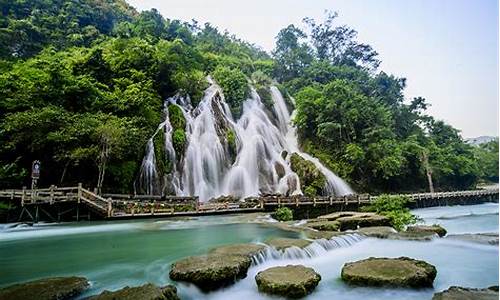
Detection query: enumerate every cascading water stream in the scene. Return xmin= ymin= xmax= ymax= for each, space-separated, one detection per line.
xmin=251 ymin=233 xmax=363 ymax=265
xmin=270 ymin=86 xmax=354 ymax=196
xmin=137 ymin=78 xmax=353 ymax=199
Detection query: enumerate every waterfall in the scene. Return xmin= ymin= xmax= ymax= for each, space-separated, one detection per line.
xmin=137 ymin=78 xmax=353 ymax=200
xmin=251 ymin=233 xmax=363 ymax=265
xmin=270 ymin=86 xmax=354 ymax=196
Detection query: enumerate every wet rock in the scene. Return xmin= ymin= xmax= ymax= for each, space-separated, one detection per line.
xmin=209 ymin=243 xmax=265 ymax=258
xmin=313 ymin=212 xmax=390 ymax=231
xmin=86 ymin=283 xmax=179 ymax=300
xmin=407 ymin=225 xmax=447 ymax=237
xmin=341 ymin=257 xmax=437 ymax=287
xmin=393 ymin=231 xmax=436 ymax=241
xmin=307 ymin=220 xmax=340 ymax=231
xmin=255 ymin=265 xmax=321 ymax=298
xmin=432 ymin=286 xmax=499 ymax=300
xmin=290 ymin=153 xmax=326 ymax=196
xmin=265 ymin=238 xmax=312 ymax=250
xmin=358 ymin=226 xmax=397 ymax=238
xmin=0 ymin=276 xmax=89 ymax=300
xmin=274 ymin=162 xmax=286 ymax=179
xmin=169 ymin=254 xmax=251 ymax=291
xmin=446 ymin=233 xmax=499 ymax=245
xmin=304 ymin=230 xmax=344 ymax=240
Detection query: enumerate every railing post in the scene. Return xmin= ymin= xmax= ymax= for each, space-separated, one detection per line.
xmin=50 ymin=185 xmax=55 ymax=205
xmin=21 ymin=186 xmax=26 ymax=206
xmin=107 ymin=198 xmax=112 ymax=218
xmin=77 ymin=183 xmax=82 ymax=203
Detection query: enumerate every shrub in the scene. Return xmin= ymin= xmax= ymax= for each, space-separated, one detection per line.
xmin=362 ymin=194 xmax=418 ymax=231
xmin=274 ymin=207 xmax=293 ymax=222
xmin=172 ymin=129 xmax=186 ymax=154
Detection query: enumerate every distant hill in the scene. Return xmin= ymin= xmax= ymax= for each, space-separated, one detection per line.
xmin=466 ymin=136 xmax=498 ymax=145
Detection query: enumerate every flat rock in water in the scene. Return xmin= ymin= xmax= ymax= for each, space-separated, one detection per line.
xmin=255 ymin=265 xmax=321 ymax=298
xmin=0 ymin=276 xmax=89 ymax=300
xmin=407 ymin=225 xmax=447 ymax=237
xmin=86 ymin=283 xmax=179 ymax=300
xmin=432 ymin=286 xmax=499 ymax=300
xmin=446 ymin=233 xmax=499 ymax=245
xmin=209 ymin=243 xmax=265 ymax=257
xmin=358 ymin=226 xmax=397 ymax=238
xmin=169 ymin=254 xmax=251 ymax=291
xmin=265 ymin=238 xmax=312 ymax=250
xmin=341 ymin=257 xmax=437 ymax=288
xmin=314 ymin=212 xmax=390 ymax=231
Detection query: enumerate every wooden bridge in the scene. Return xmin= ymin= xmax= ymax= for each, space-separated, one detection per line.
xmin=0 ymin=184 xmax=498 ymax=222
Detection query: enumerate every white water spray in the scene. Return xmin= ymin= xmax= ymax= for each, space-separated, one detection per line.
xmin=137 ymin=79 xmax=353 ymax=200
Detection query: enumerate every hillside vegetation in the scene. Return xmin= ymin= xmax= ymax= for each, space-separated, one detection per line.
xmin=0 ymin=2 xmax=496 ymax=193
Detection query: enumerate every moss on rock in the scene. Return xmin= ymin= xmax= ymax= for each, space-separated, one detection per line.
xmin=432 ymin=286 xmax=499 ymax=300
xmin=255 ymin=265 xmax=321 ymax=298
xmin=265 ymin=238 xmax=312 ymax=250
xmin=86 ymin=283 xmax=179 ymax=300
xmin=169 ymin=254 xmax=252 ymax=291
xmin=312 ymin=212 xmax=390 ymax=231
xmin=0 ymin=276 xmax=89 ymax=300
xmin=407 ymin=225 xmax=447 ymax=237
xmin=209 ymin=243 xmax=265 ymax=258
xmin=357 ymin=226 xmax=398 ymax=238
xmin=290 ymin=153 xmax=326 ymax=196
xmin=341 ymin=257 xmax=437 ymax=288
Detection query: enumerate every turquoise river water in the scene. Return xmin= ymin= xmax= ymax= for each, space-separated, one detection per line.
xmin=0 ymin=203 xmax=498 ymax=299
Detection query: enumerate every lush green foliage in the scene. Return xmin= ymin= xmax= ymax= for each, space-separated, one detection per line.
xmin=273 ymin=13 xmax=492 ymax=192
xmin=274 ymin=207 xmax=293 ymax=222
xmin=0 ymin=0 xmax=268 ymax=192
xmin=362 ymin=195 xmax=418 ymax=231
xmin=212 ymin=66 xmax=249 ymax=117
xmin=0 ymin=2 xmax=495 ymax=195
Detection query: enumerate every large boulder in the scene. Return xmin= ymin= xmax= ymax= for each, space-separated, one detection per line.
xmin=311 ymin=212 xmax=390 ymax=231
xmin=169 ymin=254 xmax=251 ymax=291
xmin=432 ymin=286 xmax=499 ymax=300
xmin=407 ymin=225 xmax=447 ymax=237
xmin=289 ymin=153 xmax=326 ymax=196
xmin=0 ymin=276 xmax=89 ymax=300
xmin=265 ymin=238 xmax=312 ymax=250
xmin=255 ymin=265 xmax=321 ymax=298
xmin=341 ymin=257 xmax=437 ymax=288
xmin=86 ymin=284 xmax=179 ymax=300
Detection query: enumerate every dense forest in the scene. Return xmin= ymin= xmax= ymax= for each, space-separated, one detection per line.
xmin=0 ymin=0 xmax=497 ymax=194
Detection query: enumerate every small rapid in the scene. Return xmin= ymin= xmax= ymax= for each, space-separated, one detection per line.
xmin=251 ymin=233 xmax=363 ymax=264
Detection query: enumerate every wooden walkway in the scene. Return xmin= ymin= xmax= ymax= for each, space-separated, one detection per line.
xmin=0 ymin=185 xmax=498 ymax=222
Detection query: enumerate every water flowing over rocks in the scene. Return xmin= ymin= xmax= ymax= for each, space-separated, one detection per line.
xmin=255 ymin=265 xmax=321 ymax=298
xmin=86 ymin=284 xmax=179 ymax=300
xmin=341 ymin=257 xmax=437 ymax=287
xmin=432 ymin=286 xmax=499 ymax=300
xmin=446 ymin=233 xmax=499 ymax=245
xmin=0 ymin=276 xmax=89 ymax=300
xmin=137 ymin=79 xmax=353 ymax=201
xmin=407 ymin=225 xmax=447 ymax=237
xmin=169 ymin=254 xmax=252 ymax=291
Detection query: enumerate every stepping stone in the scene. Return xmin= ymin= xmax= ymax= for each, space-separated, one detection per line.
xmin=255 ymin=265 xmax=321 ymax=298
xmin=0 ymin=276 xmax=89 ymax=300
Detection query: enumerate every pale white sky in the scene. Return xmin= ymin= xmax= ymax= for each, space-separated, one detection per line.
xmin=127 ymin=0 xmax=499 ymax=138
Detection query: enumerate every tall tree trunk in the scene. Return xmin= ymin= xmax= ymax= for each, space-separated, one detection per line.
xmin=97 ymin=143 xmax=109 ymax=195
xmin=59 ymin=160 xmax=70 ymax=184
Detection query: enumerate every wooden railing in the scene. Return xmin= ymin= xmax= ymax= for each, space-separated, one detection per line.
xmin=0 ymin=185 xmax=497 ymax=219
